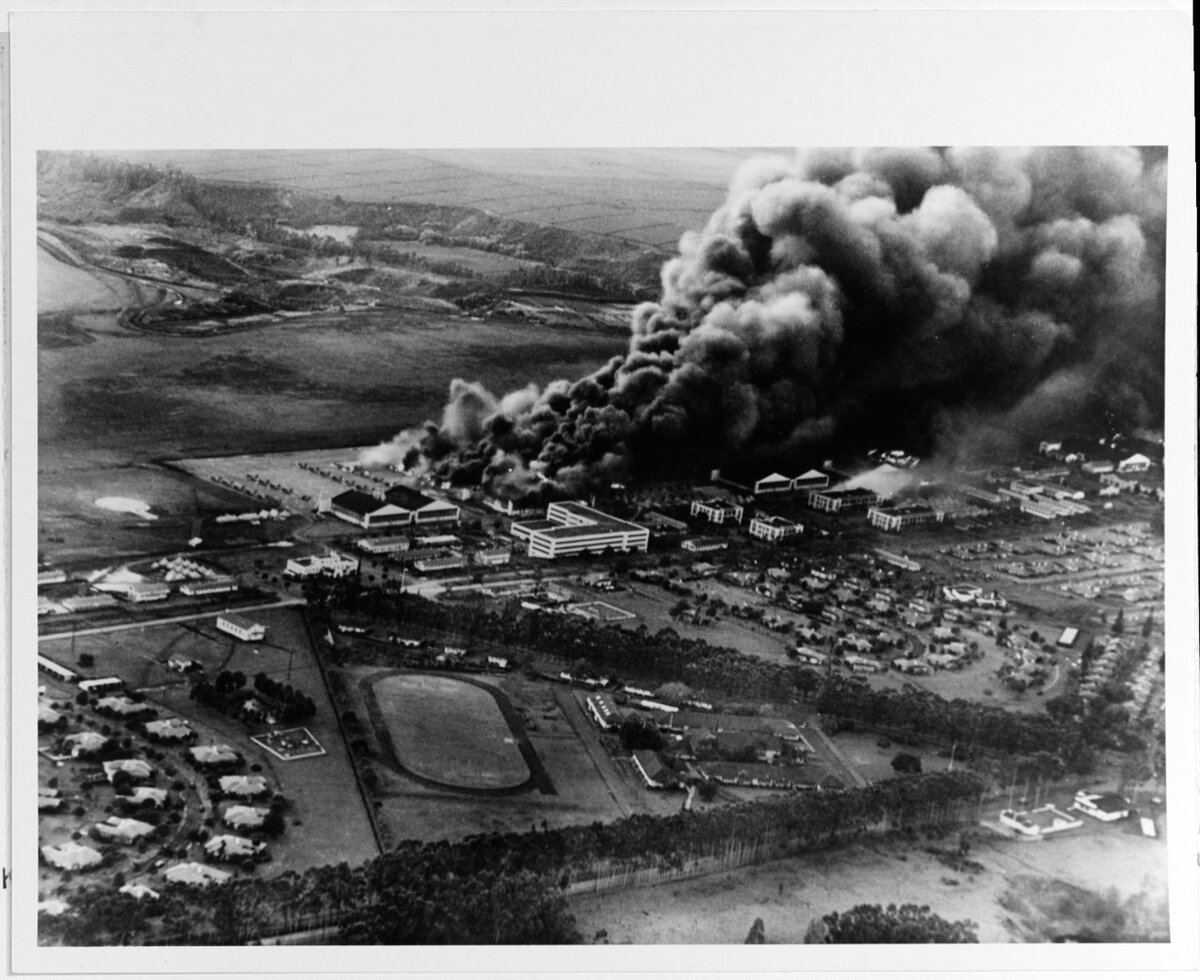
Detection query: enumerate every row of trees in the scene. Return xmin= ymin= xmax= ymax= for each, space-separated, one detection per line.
xmin=252 ymin=673 xmax=317 ymax=721
xmin=306 ymin=583 xmax=1121 ymax=772
xmin=41 ymin=772 xmax=983 ymax=945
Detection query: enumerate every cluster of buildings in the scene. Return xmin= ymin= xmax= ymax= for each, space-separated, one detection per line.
xmin=585 ymin=691 xmax=821 ymax=792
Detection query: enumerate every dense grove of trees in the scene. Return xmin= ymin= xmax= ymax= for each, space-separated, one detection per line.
xmin=814 ymin=677 xmax=1100 ymax=772
xmin=40 ymin=772 xmax=981 ymax=945
xmin=253 ymin=673 xmax=317 ymax=721
xmin=189 ymin=670 xmax=315 ymax=725
xmin=805 ymin=904 xmax=979 ymax=943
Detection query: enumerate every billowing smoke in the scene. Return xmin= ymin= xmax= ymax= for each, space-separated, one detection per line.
xmin=835 ymin=464 xmax=920 ymax=500
xmin=377 ymin=147 xmax=1166 ymax=497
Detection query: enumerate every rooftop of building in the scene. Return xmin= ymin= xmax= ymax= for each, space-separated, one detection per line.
xmin=330 ymin=489 xmax=387 ymax=514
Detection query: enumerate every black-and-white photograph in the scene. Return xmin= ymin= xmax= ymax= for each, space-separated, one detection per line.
xmin=28 ymin=143 xmax=1175 ymax=945
xmin=5 ymin=8 xmax=1196 ymax=976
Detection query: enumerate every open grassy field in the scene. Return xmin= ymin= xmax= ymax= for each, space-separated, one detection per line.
xmin=333 ymin=667 xmax=655 ymax=844
xmin=37 ymin=240 xmax=627 ymax=561
xmin=369 ymin=673 xmax=530 ymax=790
xmin=569 ymin=828 xmax=1169 ymax=944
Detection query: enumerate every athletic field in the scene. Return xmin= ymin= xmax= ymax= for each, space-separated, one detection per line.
xmin=371 ymin=674 xmax=530 ymax=790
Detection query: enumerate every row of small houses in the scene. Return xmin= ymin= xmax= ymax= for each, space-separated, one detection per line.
xmin=38 ymin=576 xmax=240 ymax=616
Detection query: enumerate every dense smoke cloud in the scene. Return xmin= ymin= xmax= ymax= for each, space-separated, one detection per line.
xmin=370 ymin=147 xmax=1166 ymax=497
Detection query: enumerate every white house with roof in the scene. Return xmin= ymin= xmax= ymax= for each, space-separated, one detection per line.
xmin=216 ymin=612 xmax=266 ymax=642
xmin=93 ymin=816 xmax=156 ymax=844
xmin=223 ymin=805 xmax=270 ymax=830
xmin=163 ymin=862 xmax=231 ymax=887
xmin=1117 ymin=453 xmax=1151 ymax=473
xmin=41 ymin=842 xmax=103 ymax=871
xmin=204 ymin=834 xmax=267 ymax=862
xmin=219 ymin=774 xmax=270 ymax=798
xmin=1072 ymin=790 xmax=1131 ymax=821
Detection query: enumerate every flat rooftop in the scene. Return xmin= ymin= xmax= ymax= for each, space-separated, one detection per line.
xmin=518 ymin=501 xmax=648 ymax=537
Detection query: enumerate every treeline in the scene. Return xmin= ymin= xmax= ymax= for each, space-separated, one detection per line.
xmin=253 ymin=673 xmax=317 ymax=721
xmin=40 ymin=771 xmax=981 ymax=945
xmin=306 ymin=582 xmax=1111 ymax=772
xmin=815 ymin=677 xmax=1101 ymax=773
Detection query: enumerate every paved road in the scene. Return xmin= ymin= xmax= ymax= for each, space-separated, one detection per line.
xmin=554 ymin=687 xmax=635 ymax=818
xmin=37 ymin=597 xmax=305 ymax=642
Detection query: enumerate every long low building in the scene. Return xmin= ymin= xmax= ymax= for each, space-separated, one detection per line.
xmin=511 ymin=501 xmax=649 ymax=559
xmin=178 ymin=577 xmax=239 ymax=597
xmin=356 ymin=535 xmax=411 ymax=555
xmin=216 ymin=612 xmax=266 ymax=642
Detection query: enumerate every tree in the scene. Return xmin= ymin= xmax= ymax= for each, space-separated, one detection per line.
xmin=891 ymin=752 xmax=922 ymax=774
xmin=78 ymin=653 xmax=95 ymax=668
xmin=807 ymin=904 xmax=979 ymax=943
xmin=655 ymin=681 xmax=692 ymax=704
xmin=745 ymin=917 xmax=766 ymax=943
xmin=618 ymin=715 xmax=664 ymax=752
xmin=1112 ymin=608 xmax=1126 ymax=636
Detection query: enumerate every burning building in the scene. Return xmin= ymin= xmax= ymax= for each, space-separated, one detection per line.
xmin=370 ymin=147 xmax=1165 ymax=497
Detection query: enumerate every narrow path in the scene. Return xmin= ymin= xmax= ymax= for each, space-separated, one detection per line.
xmin=806 ymin=724 xmax=871 ymax=789
xmin=554 ymin=687 xmax=634 ymax=818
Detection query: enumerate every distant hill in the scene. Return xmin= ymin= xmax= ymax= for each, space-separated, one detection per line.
xmin=37 ymin=151 xmax=667 ymax=293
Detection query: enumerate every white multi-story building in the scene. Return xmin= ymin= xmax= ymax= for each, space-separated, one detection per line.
xmin=511 ymin=501 xmax=649 ymax=559
xmin=808 ymin=488 xmax=880 ymax=513
xmin=867 ymin=504 xmax=944 ymax=532
xmin=748 ymin=514 xmax=802 ymax=542
xmin=690 ymin=498 xmax=744 ymax=524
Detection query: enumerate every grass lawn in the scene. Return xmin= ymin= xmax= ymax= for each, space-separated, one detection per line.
xmin=370 ymin=673 xmax=530 ymax=790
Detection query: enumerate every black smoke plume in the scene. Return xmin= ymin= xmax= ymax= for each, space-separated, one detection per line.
xmin=370 ymin=147 xmax=1167 ymax=497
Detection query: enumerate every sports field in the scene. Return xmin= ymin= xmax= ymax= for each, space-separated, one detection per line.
xmin=371 ymin=674 xmax=530 ymax=790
